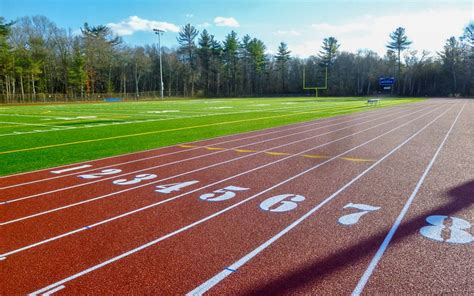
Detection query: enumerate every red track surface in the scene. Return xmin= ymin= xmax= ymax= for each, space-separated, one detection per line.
xmin=1 ymin=99 xmax=472 ymax=295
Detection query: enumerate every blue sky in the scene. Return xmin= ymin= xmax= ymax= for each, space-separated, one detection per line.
xmin=1 ymin=0 xmax=472 ymax=57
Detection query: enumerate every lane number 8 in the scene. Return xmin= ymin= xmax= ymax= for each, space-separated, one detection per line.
xmin=420 ymin=215 xmax=472 ymax=244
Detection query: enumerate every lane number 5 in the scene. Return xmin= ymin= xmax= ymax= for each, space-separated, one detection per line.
xmin=200 ymin=186 xmax=249 ymax=202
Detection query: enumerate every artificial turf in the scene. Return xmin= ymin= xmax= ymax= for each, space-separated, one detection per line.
xmin=0 ymin=97 xmax=422 ymax=176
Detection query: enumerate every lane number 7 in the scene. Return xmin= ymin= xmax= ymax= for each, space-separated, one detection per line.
xmin=338 ymin=203 xmax=380 ymax=226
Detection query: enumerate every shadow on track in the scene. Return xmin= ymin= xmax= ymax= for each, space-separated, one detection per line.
xmin=238 ymin=180 xmax=473 ymax=295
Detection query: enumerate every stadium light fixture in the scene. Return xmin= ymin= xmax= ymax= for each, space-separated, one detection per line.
xmin=153 ymin=28 xmax=165 ymax=100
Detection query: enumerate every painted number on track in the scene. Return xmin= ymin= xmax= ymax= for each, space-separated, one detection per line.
xmin=338 ymin=203 xmax=380 ymax=226
xmin=200 ymin=186 xmax=249 ymax=202
xmin=155 ymin=181 xmax=199 ymax=194
xmin=420 ymin=215 xmax=472 ymax=244
xmin=113 ymin=174 xmax=157 ymax=185
xmin=260 ymin=194 xmax=305 ymax=213
xmin=78 ymin=169 xmax=122 ymax=179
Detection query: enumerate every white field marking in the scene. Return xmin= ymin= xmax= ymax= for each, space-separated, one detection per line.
xmin=0 ymin=103 xmax=406 ymax=190
xmin=0 ymin=104 xmax=442 ymax=258
xmin=0 ymin=105 xmax=423 ymax=210
xmin=0 ymin=113 xmax=72 ymax=118
xmin=187 ymin=104 xmax=458 ymax=296
xmin=50 ymin=165 xmax=93 ymax=174
xmin=0 ymin=103 xmax=354 ymax=138
xmin=28 ymin=104 xmax=453 ymax=296
xmin=41 ymin=116 xmax=98 ymax=121
xmin=145 ymin=110 xmax=180 ymax=114
xmin=206 ymin=106 xmax=233 ymax=109
xmin=0 ymin=121 xmax=71 ymax=129
xmin=351 ymin=102 xmax=466 ymax=296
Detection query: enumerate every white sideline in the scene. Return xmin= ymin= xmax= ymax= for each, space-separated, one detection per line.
xmin=0 ymin=105 xmax=412 ymax=203
xmin=351 ymin=102 xmax=466 ymax=296
xmin=187 ymin=103 xmax=459 ymax=295
xmin=29 ymin=104 xmax=454 ymax=296
xmin=0 ymin=104 xmax=432 ymax=224
xmin=0 ymin=103 xmax=405 ymax=190
xmin=1 ymin=104 xmax=442 ymax=260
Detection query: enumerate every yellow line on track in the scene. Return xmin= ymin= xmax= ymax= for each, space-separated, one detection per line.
xmin=234 ymin=149 xmax=257 ymax=153
xmin=179 ymin=145 xmax=375 ymax=163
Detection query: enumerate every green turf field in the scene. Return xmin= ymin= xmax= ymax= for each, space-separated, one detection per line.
xmin=0 ymin=97 xmax=422 ymax=176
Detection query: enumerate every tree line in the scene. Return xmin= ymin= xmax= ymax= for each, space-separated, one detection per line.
xmin=0 ymin=15 xmax=472 ymax=102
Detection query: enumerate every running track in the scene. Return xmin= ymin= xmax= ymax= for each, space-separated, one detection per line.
xmin=1 ymin=99 xmax=472 ymax=295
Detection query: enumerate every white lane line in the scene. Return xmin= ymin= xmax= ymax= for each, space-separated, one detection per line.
xmin=187 ymin=103 xmax=458 ymax=295
xmin=0 ymin=101 xmax=419 ymax=179
xmin=351 ymin=102 xmax=466 ymax=296
xmin=0 ymin=105 xmax=429 ymax=222
xmin=0 ymin=104 xmax=401 ymax=190
xmin=50 ymin=165 xmax=93 ymax=174
xmin=40 ymin=285 xmax=65 ymax=296
xmin=0 ymin=105 xmax=410 ymax=201
xmin=28 ymin=104 xmax=453 ymax=296
xmin=1 ymin=105 xmax=441 ymax=263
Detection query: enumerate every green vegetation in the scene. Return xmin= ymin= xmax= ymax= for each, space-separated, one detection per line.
xmin=0 ymin=97 xmax=422 ymax=176
xmin=0 ymin=16 xmax=473 ymax=104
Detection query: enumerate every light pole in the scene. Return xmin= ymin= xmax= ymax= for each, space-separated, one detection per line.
xmin=153 ymin=28 xmax=164 ymax=100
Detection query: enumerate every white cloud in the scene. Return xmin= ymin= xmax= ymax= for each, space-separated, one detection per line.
xmin=214 ymin=16 xmax=240 ymax=28
xmin=292 ymin=8 xmax=471 ymax=57
xmin=185 ymin=13 xmax=194 ymax=18
xmin=108 ymin=16 xmax=179 ymax=36
xmin=274 ymin=30 xmax=301 ymax=36
xmin=198 ymin=22 xmax=211 ymax=28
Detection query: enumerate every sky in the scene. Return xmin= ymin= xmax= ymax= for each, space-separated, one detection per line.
xmin=1 ymin=0 xmax=473 ymax=57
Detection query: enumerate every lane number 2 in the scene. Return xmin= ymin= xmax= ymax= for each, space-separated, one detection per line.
xmin=78 ymin=169 xmax=122 ymax=179
xmin=420 ymin=215 xmax=472 ymax=244
xmin=112 ymin=174 xmax=157 ymax=185
xmin=200 ymin=186 xmax=249 ymax=202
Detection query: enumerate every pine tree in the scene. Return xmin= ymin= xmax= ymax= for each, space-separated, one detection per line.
xmin=177 ymin=24 xmax=199 ymax=96
xmin=276 ymin=42 xmax=291 ymax=92
xmin=318 ymin=37 xmax=339 ymax=69
xmin=387 ymin=27 xmax=412 ymax=93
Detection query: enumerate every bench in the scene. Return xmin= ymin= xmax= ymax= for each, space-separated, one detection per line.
xmin=367 ymin=99 xmax=380 ymax=106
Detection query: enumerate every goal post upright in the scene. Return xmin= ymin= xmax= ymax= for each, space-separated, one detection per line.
xmin=303 ymin=66 xmax=328 ymax=97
